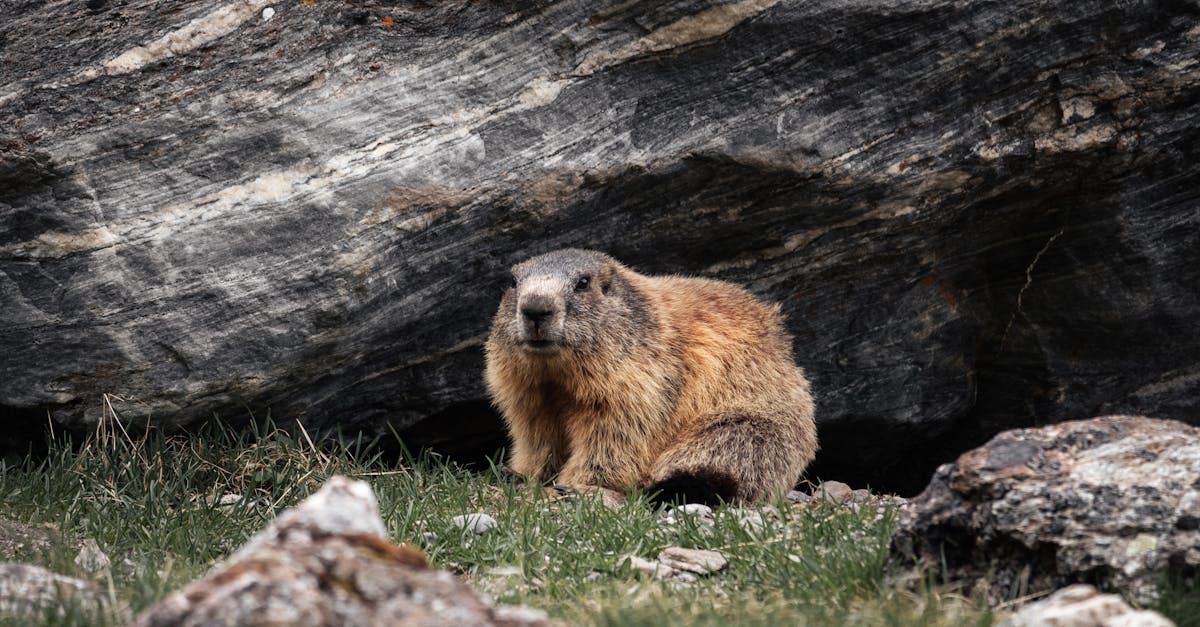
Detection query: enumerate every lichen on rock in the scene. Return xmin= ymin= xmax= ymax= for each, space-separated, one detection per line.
xmin=891 ymin=416 xmax=1200 ymax=603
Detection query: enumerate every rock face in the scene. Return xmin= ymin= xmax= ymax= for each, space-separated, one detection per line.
xmin=3 ymin=1 xmax=1200 ymax=493
xmin=132 ymin=476 xmax=550 ymax=626
xmin=891 ymin=416 xmax=1200 ymax=604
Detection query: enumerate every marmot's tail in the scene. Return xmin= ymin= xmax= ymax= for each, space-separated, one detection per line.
xmin=644 ymin=468 xmax=738 ymax=506
xmin=645 ymin=410 xmax=814 ymax=505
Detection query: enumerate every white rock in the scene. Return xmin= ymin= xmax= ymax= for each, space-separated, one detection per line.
xmin=786 ymin=490 xmax=812 ymax=503
xmin=494 ymin=606 xmax=550 ymax=623
xmin=819 ymin=480 xmax=853 ymax=504
xmin=73 ymin=539 xmax=110 ymax=574
xmin=230 ymin=476 xmax=385 ymax=562
xmin=734 ymin=510 xmax=765 ymax=531
xmin=1000 ymin=584 xmax=1175 ymax=627
xmin=261 ymin=7 xmax=275 ymax=21
xmin=677 ymin=503 xmax=713 ymax=517
xmin=619 ymin=555 xmax=672 ymax=577
xmin=452 ymin=513 xmax=497 ymax=534
xmin=657 ymin=547 xmax=727 ymax=575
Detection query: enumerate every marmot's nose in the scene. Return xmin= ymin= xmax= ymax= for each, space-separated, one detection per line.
xmin=523 ymin=302 xmax=554 ymax=321
xmin=520 ymin=302 xmax=555 ymax=323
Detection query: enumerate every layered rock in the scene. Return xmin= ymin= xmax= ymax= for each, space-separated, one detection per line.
xmin=3 ymin=1 xmax=1200 ymax=493
xmin=892 ymin=416 xmax=1200 ymax=603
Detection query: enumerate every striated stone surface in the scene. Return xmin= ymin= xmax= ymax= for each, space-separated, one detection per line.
xmin=0 ymin=562 xmax=103 ymax=619
xmin=3 ymin=1 xmax=1200 ymax=493
xmin=891 ymin=416 xmax=1200 ymax=603
xmin=133 ymin=476 xmax=550 ymax=627
xmin=999 ymin=584 xmax=1174 ymax=627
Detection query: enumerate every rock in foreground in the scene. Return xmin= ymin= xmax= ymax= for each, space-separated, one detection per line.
xmin=0 ymin=562 xmax=103 ymax=619
xmin=133 ymin=476 xmax=550 ymax=627
xmin=999 ymin=584 xmax=1174 ymax=627
xmin=891 ymin=416 xmax=1200 ymax=603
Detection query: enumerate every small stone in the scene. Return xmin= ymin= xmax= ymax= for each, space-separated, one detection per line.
xmin=786 ymin=490 xmax=812 ymax=503
xmin=819 ymin=481 xmax=853 ymax=504
xmin=261 ymin=7 xmax=275 ymax=21
xmin=849 ymin=488 xmax=871 ymax=504
xmin=734 ymin=510 xmax=765 ymax=531
xmin=999 ymin=584 xmax=1175 ymax=627
xmin=420 ymin=532 xmax=439 ymax=546
xmin=677 ymin=504 xmax=712 ymax=517
xmin=494 ymin=606 xmax=551 ymax=624
xmin=660 ymin=503 xmax=714 ymax=527
xmin=584 ymin=571 xmax=602 ymax=582
xmin=657 ymin=547 xmax=727 ymax=575
xmin=484 ymin=565 xmax=522 ymax=577
xmin=73 ymin=539 xmax=110 ymax=574
xmin=619 ymin=555 xmax=672 ymax=577
xmin=452 ymin=513 xmax=497 ymax=535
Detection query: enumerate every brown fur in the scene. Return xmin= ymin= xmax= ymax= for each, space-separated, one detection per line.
xmin=484 ymin=249 xmax=817 ymax=505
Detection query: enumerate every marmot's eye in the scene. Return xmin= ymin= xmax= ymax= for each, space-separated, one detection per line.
xmin=575 ymin=276 xmax=591 ymax=292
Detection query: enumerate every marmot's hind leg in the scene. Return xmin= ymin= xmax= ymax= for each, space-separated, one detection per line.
xmin=643 ymin=411 xmax=803 ymax=506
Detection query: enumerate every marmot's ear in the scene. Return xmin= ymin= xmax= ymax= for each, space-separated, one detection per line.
xmin=599 ymin=265 xmax=617 ymax=295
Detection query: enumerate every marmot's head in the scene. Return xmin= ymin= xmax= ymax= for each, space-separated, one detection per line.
xmin=489 ymin=249 xmax=651 ymax=357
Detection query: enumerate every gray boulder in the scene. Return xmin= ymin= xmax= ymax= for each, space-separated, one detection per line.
xmin=891 ymin=415 xmax=1200 ymax=603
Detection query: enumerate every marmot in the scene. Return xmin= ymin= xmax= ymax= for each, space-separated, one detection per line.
xmin=484 ymin=249 xmax=817 ymax=505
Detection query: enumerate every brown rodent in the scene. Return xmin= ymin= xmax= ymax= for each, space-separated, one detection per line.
xmin=484 ymin=249 xmax=817 ymax=505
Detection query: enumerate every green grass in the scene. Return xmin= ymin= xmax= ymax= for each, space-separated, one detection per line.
xmin=0 ymin=417 xmax=1183 ymax=626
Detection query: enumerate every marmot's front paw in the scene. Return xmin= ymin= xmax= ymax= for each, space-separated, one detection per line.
xmin=547 ymin=484 xmax=625 ymax=509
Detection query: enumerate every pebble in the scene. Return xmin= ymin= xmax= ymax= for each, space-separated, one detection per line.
xmin=618 ymin=548 xmax=726 ymax=582
xmin=819 ymin=480 xmax=853 ymax=504
xmin=74 ymin=539 xmax=110 ymax=574
xmin=676 ymin=503 xmax=713 ymax=517
xmin=660 ymin=503 xmax=715 ymax=526
xmin=420 ymin=532 xmax=439 ymax=546
xmin=451 ymin=513 xmax=497 ymax=534
xmin=733 ymin=510 xmax=765 ymax=531
xmin=494 ymin=606 xmax=551 ymax=624
xmin=620 ymin=555 xmax=668 ymax=577
xmin=261 ymin=7 xmax=275 ymax=20
xmin=786 ymin=490 xmax=812 ymax=503
xmin=484 ymin=565 xmax=522 ymax=577
xmin=657 ymin=547 xmax=727 ymax=575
